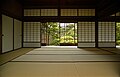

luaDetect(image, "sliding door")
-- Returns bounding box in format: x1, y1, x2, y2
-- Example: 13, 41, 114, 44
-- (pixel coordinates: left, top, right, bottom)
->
98, 22, 115, 47
2, 15, 13, 53
23, 22, 41, 47
14, 19, 22, 49
78, 22, 95, 47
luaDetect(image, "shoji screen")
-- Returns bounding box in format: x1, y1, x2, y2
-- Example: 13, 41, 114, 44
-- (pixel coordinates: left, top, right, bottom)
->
14, 19, 22, 49
78, 9, 95, 16
116, 12, 120, 16
61, 9, 77, 16
78, 22, 95, 47
24, 9, 40, 16
41, 9, 58, 16
23, 22, 41, 47
2, 15, 13, 53
98, 22, 115, 47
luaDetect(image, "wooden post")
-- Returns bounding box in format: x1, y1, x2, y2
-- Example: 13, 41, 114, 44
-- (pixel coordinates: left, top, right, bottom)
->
95, 9, 98, 48
0, 7, 2, 54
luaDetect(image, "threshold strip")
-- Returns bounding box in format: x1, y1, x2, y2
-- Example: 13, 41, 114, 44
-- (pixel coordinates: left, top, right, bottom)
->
25, 54, 114, 55
10, 61, 120, 63
99, 48, 118, 55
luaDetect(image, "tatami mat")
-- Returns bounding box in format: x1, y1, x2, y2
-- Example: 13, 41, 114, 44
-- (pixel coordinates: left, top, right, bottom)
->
0, 62, 120, 77
11, 47, 120, 62
0, 48, 34, 65
26, 50, 113, 55
100, 48, 120, 54
75, 62, 120, 77
28, 47, 113, 55
12, 55, 120, 62
1, 47, 120, 77
71, 55, 120, 61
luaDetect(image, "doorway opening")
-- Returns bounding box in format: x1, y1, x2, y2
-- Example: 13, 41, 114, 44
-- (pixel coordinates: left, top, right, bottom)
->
116, 22, 120, 47
41, 22, 77, 46
59, 23, 77, 46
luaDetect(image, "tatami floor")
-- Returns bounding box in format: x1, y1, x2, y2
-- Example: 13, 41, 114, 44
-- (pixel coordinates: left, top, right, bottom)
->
0, 46, 120, 77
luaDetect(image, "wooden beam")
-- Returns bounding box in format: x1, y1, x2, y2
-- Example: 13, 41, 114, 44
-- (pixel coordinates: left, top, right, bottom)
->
23, 5, 95, 9
97, 0, 120, 17
0, 6, 2, 54
23, 16, 96, 22
97, 16, 120, 22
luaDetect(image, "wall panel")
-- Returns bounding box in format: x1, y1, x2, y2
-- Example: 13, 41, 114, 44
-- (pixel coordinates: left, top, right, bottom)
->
78, 9, 95, 16
98, 22, 115, 47
78, 22, 95, 47
2, 15, 13, 53
41, 9, 58, 16
61, 9, 77, 16
23, 22, 41, 47
24, 9, 40, 16
14, 19, 22, 49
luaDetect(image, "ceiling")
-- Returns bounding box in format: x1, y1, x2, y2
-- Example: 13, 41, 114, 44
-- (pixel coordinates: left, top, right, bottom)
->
17, 0, 120, 16
18, 0, 97, 8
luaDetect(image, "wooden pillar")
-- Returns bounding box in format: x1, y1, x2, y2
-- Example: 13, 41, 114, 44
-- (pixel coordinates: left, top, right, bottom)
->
95, 9, 98, 48
0, 7, 2, 54
95, 20, 98, 47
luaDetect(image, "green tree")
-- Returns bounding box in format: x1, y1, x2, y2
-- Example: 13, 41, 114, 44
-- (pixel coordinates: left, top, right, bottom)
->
116, 23, 120, 45
47, 22, 60, 45
42, 22, 77, 45
59, 23, 77, 44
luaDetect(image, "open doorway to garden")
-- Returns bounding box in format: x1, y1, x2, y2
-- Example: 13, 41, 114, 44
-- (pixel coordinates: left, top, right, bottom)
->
59, 23, 77, 46
116, 22, 120, 46
41, 22, 77, 46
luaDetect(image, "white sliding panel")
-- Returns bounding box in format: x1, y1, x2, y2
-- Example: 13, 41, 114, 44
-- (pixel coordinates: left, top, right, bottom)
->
78, 9, 95, 16
78, 22, 95, 47
116, 12, 120, 16
61, 9, 77, 16
24, 9, 40, 16
2, 15, 13, 53
98, 22, 115, 47
14, 19, 22, 49
41, 9, 58, 16
23, 22, 41, 47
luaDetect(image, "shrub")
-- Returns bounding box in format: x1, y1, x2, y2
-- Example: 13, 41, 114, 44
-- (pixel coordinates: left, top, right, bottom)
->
116, 40, 120, 45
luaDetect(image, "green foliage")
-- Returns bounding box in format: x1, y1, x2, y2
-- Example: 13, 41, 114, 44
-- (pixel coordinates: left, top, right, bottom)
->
60, 36, 74, 43
50, 39, 60, 45
116, 40, 120, 45
60, 36, 74, 40
116, 23, 120, 45
44, 22, 77, 45
47, 22, 59, 45
59, 35, 77, 43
